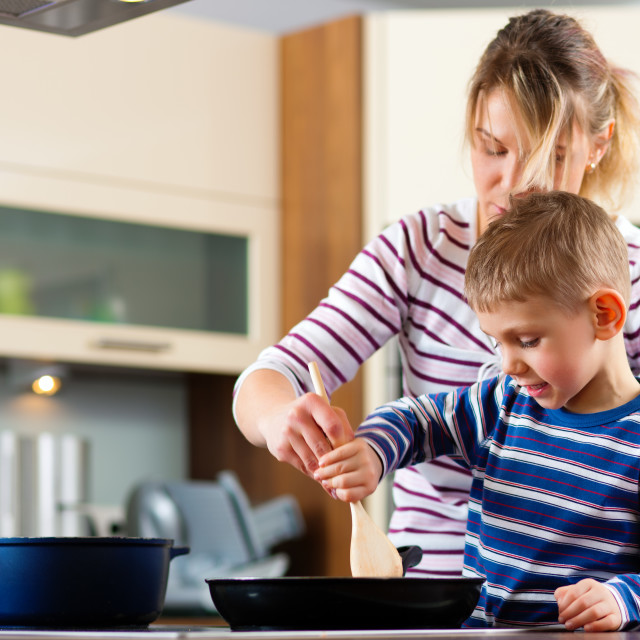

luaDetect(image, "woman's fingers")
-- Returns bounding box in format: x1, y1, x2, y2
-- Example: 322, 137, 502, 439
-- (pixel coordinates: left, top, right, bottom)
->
266, 392, 353, 477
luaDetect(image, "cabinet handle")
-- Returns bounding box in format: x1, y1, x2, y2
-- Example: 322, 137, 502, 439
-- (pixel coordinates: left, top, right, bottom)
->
92, 338, 171, 353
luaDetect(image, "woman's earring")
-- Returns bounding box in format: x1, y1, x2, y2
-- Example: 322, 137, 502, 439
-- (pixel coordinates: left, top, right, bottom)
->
586, 161, 597, 174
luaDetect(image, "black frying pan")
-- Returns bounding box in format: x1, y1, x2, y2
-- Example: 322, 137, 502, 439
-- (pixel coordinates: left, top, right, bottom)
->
206, 575, 484, 631
206, 545, 481, 631
0, 537, 189, 629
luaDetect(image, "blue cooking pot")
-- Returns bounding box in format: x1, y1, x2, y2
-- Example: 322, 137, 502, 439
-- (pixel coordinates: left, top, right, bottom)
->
0, 537, 189, 628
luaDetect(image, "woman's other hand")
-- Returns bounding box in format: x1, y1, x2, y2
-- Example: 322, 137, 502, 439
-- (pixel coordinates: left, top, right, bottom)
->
314, 439, 382, 502
555, 578, 622, 631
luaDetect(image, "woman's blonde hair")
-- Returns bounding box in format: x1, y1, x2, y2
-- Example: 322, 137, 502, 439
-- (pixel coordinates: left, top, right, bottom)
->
465, 9, 640, 211
465, 192, 631, 313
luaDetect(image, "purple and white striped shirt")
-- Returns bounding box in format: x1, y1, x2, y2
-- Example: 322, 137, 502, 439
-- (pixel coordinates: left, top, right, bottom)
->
234, 197, 640, 577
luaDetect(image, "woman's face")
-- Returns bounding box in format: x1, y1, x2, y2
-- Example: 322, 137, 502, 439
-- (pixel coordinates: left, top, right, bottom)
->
471, 89, 594, 235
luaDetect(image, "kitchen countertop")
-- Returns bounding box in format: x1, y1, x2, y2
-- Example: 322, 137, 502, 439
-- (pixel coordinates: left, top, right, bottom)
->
0, 627, 636, 640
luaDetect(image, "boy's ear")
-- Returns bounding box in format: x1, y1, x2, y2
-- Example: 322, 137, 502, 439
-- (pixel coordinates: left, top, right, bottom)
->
589, 288, 626, 340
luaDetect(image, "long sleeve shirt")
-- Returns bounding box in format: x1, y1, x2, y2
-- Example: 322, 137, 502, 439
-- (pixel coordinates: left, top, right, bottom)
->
233, 197, 640, 576
357, 375, 640, 628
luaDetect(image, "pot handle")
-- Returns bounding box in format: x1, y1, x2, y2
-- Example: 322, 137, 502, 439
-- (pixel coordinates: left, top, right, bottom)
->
170, 546, 190, 560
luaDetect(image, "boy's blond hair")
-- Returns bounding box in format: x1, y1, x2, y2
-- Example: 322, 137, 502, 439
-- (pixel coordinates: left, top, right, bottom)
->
465, 191, 630, 313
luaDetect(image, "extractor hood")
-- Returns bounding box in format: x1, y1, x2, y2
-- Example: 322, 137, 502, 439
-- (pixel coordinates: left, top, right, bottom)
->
0, 0, 192, 37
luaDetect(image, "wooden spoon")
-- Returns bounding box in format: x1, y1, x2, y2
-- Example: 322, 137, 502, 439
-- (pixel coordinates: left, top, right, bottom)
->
307, 361, 403, 578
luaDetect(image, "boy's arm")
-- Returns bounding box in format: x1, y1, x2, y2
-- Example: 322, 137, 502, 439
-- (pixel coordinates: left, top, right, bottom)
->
355, 386, 486, 477
315, 376, 505, 501
314, 393, 439, 501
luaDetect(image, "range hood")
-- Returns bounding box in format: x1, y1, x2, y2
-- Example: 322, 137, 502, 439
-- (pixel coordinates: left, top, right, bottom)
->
0, 0, 191, 37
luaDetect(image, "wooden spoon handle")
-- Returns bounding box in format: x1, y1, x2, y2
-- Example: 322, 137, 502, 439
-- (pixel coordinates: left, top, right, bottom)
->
307, 361, 403, 578
308, 361, 329, 403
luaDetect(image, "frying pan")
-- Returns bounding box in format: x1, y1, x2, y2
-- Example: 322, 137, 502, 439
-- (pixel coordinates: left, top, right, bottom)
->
206, 545, 482, 631
0, 537, 189, 629
206, 575, 484, 631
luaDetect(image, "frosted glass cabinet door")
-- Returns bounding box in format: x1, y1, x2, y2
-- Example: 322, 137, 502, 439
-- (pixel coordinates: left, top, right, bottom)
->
0, 204, 275, 374
0, 205, 247, 333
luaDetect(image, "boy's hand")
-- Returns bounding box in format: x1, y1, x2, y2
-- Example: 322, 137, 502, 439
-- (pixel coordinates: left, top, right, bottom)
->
313, 439, 382, 502
555, 578, 622, 631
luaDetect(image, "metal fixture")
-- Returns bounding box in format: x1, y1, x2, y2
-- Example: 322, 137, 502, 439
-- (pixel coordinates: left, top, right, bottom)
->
0, 0, 191, 37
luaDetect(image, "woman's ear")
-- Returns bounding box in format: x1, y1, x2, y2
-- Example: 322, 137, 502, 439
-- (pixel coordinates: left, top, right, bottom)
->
590, 288, 626, 340
591, 119, 615, 165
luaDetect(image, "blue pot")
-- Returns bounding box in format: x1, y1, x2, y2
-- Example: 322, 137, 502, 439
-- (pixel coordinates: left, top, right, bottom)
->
0, 537, 189, 629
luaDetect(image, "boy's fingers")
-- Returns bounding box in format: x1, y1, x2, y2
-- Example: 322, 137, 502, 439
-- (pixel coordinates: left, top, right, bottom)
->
317, 445, 350, 467
563, 606, 613, 631
583, 614, 619, 632
554, 585, 570, 603
556, 580, 620, 632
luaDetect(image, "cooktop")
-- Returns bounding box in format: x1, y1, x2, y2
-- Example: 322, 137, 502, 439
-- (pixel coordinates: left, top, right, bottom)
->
0, 627, 589, 640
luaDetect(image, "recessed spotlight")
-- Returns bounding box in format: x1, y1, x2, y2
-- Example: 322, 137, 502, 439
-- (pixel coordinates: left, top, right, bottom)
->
32, 374, 63, 396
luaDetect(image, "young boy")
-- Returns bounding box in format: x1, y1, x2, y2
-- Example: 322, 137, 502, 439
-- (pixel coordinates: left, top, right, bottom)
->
314, 191, 640, 631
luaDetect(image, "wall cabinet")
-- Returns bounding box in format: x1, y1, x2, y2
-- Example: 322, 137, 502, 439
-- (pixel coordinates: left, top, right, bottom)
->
0, 12, 279, 374
0, 169, 278, 374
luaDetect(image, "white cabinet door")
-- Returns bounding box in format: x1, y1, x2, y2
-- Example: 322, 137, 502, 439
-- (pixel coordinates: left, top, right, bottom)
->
0, 170, 279, 374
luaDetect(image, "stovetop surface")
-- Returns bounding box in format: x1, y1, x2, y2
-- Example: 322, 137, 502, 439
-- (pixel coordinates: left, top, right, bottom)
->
0, 626, 621, 640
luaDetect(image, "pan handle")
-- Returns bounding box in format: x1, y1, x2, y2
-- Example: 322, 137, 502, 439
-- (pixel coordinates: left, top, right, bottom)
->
170, 546, 190, 560
397, 545, 422, 575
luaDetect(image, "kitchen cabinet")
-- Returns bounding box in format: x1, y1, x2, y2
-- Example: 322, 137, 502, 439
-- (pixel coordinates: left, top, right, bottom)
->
0, 14, 278, 206
0, 172, 278, 374
0, 12, 279, 374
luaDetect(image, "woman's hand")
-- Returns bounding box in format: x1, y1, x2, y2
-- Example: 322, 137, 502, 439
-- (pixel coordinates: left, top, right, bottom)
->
555, 578, 622, 631
261, 392, 353, 477
234, 369, 354, 481
314, 438, 383, 502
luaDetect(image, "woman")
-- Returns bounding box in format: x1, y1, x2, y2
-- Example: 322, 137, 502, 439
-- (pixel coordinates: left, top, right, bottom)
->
233, 8, 640, 576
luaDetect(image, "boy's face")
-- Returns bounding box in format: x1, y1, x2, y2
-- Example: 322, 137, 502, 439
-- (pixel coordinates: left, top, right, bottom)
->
477, 296, 601, 412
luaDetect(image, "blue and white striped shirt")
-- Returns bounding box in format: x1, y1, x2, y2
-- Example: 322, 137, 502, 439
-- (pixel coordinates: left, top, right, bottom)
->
358, 375, 640, 628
